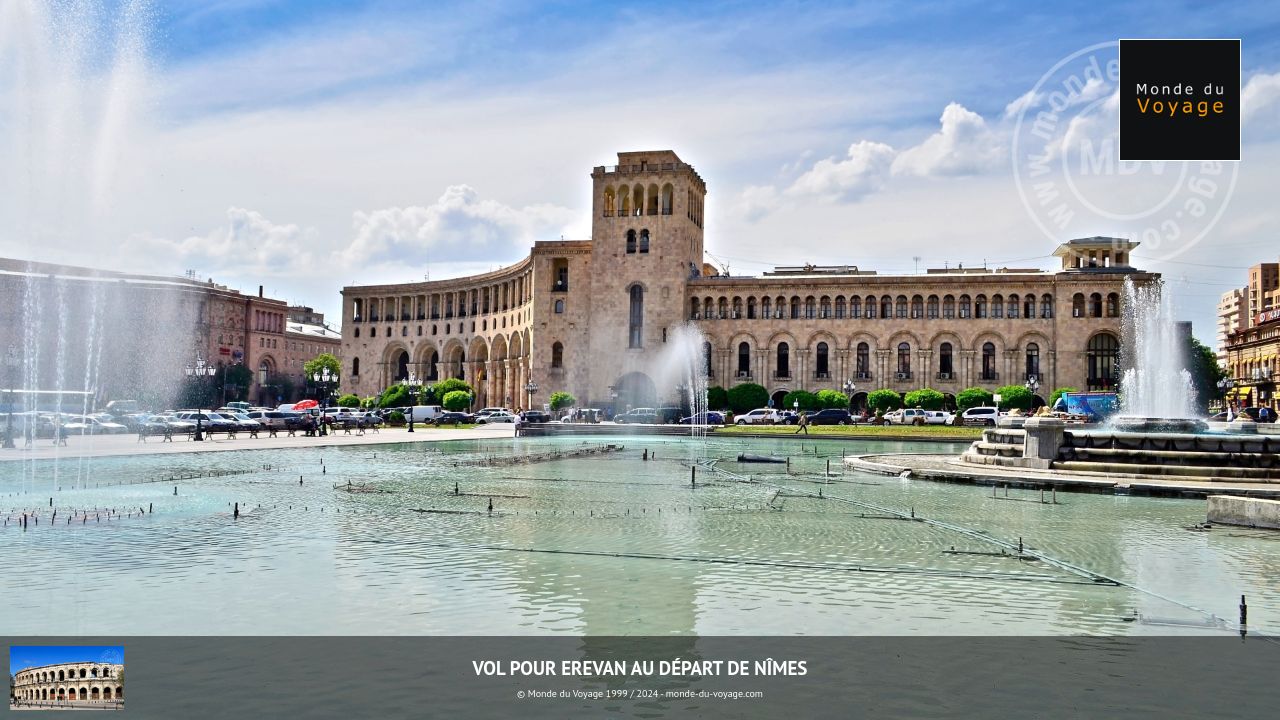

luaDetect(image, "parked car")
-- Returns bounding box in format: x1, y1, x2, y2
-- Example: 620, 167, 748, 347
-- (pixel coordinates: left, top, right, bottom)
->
961, 406, 1002, 426
225, 412, 262, 431
679, 411, 726, 425
247, 410, 295, 429
406, 405, 445, 423
476, 407, 511, 418
1240, 406, 1277, 423
655, 407, 684, 424
477, 412, 516, 424
520, 410, 552, 423
805, 409, 853, 425
136, 415, 172, 435
886, 408, 930, 425
614, 407, 658, 424
735, 408, 780, 425
924, 410, 955, 425
61, 415, 128, 434
434, 411, 474, 425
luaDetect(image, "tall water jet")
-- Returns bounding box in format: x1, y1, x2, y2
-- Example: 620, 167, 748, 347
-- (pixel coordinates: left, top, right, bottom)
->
649, 324, 711, 442
1117, 277, 1197, 421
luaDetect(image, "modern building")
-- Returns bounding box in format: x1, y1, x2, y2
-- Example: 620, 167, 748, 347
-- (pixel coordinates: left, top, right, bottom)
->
12, 662, 123, 705
281, 306, 343, 397
339, 150, 1156, 412
0, 258, 300, 408
1219, 258, 1280, 411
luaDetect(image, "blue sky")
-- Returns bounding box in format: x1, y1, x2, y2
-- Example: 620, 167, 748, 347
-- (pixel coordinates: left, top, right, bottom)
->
9, 646, 124, 675
3, 0, 1280, 345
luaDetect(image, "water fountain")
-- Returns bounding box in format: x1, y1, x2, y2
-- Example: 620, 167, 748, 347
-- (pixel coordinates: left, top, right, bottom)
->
649, 323, 711, 441
1110, 278, 1206, 434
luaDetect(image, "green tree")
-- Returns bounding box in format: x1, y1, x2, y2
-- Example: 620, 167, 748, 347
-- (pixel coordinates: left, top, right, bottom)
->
956, 386, 994, 411
726, 383, 768, 414
336, 394, 361, 408
1048, 387, 1078, 408
379, 383, 411, 408
903, 387, 945, 410
814, 389, 849, 409
361, 396, 378, 409
431, 378, 472, 402
994, 384, 1034, 410
442, 390, 472, 412
781, 390, 819, 411
219, 364, 254, 403
549, 391, 576, 411
867, 389, 903, 413
707, 386, 729, 410
1186, 335, 1227, 410
302, 353, 342, 387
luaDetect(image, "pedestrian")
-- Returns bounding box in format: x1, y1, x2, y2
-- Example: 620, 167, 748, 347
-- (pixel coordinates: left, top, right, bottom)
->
794, 410, 809, 435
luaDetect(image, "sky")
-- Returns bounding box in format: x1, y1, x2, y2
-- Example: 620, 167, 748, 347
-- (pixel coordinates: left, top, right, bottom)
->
9, 645, 124, 674
2, 0, 1280, 348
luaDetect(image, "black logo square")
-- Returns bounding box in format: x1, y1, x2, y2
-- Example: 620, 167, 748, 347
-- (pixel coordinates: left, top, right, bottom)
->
1120, 39, 1240, 161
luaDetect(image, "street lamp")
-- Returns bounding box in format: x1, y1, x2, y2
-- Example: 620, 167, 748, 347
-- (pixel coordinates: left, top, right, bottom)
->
313, 366, 338, 436
184, 355, 217, 441
400, 371, 419, 433
1025, 374, 1040, 411
1218, 377, 1235, 420
525, 380, 538, 413
3, 344, 17, 449
842, 378, 856, 413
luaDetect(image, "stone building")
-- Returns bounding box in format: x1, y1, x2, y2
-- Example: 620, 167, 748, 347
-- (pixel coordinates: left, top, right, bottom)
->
280, 306, 342, 398
1219, 258, 1280, 411
339, 150, 1155, 412
12, 662, 123, 705
0, 257, 295, 408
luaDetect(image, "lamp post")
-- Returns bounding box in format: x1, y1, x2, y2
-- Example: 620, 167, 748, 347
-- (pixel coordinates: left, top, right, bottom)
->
843, 378, 856, 413
525, 381, 538, 414
3, 344, 17, 449
1218, 377, 1235, 420
1025, 374, 1040, 411
184, 355, 217, 441
400, 371, 419, 433
313, 366, 337, 436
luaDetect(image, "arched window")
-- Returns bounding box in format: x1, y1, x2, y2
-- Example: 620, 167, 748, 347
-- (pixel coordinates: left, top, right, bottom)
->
1007, 294, 1020, 318
816, 342, 830, 378
1087, 333, 1120, 390
1089, 292, 1103, 318
1025, 342, 1040, 380
718, 297, 728, 319
639, 229, 650, 253
554, 299, 564, 314
1025, 295, 1036, 319
835, 296, 846, 318
647, 184, 659, 215
991, 294, 1004, 318
819, 296, 830, 318
620, 185, 632, 216
738, 342, 751, 377
776, 342, 790, 378
790, 296, 801, 319
881, 296, 892, 318
1041, 293, 1054, 318
939, 342, 954, 376
865, 295, 877, 318
981, 342, 997, 380
805, 296, 816, 319
762, 297, 772, 318
856, 342, 870, 377
551, 342, 564, 368
732, 297, 743, 318
354, 327, 360, 338
661, 183, 674, 215
776, 296, 787, 318
370, 326, 377, 337
975, 294, 988, 318
911, 295, 923, 319
628, 285, 644, 348
943, 295, 955, 319
704, 297, 713, 318
1106, 292, 1119, 317
603, 186, 616, 216
927, 295, 939, 319
626, 229, 637, 254
897, 342, 912, 376
427, 351, 439, 381
850, 296, 862, 317
958, 294, 972, 318
747, 297, 758, 319
1073, 293, 1085, 317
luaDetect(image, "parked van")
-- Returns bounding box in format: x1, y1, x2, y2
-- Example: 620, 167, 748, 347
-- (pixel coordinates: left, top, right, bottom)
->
407, 405, 444, 423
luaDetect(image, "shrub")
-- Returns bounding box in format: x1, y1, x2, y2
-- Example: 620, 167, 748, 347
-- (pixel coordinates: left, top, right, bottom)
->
956, 387, 993, 411
994, 384, 1034, 411
814, 389, 849, 409
336, 394, 360, 408
387, 410, 405, 425
726, 383, 768, 414
379, 383, 411, 409
707, 386, 729, 410
549, 391, 576, 411
432, 378, 472, 398
781, 390, 819, 411
441, 390, 472, 412
1049, 386, 1078, 408
903, 388, 945, 410
867, 389, 903, 413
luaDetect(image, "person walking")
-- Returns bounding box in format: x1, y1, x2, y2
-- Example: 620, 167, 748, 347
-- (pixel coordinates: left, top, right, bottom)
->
794, 410, 809, 435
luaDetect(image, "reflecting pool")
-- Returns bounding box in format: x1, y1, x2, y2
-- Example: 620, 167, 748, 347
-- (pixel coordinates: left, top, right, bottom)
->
2, 436, 1275, 635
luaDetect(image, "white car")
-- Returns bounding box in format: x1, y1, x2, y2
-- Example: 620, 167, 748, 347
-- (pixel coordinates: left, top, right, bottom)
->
883, 409, 904, 424
735, 408, 781, 425
961, 406, 1002, 426
925, 410, 955, 425
476, 412, 516, 424
889, 409, 931, 425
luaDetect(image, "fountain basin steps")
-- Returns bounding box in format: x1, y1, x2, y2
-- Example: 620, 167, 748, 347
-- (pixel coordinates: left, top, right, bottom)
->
1207, 495, 1280, 530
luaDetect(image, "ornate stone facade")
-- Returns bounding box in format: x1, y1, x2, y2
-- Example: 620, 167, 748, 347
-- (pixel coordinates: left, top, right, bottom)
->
340, 150, 1155, 411
12, 662, 123, 705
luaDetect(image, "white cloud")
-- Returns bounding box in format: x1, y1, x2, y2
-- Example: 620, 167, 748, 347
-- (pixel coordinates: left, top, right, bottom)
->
734, 184, 782, 222
891, 102, 1004, 177
342, 185, 579, 268
785, 140, 896, 201
122, 207, 318, 277
1003, 89, 1042, 118
1243, 70, 1280, 129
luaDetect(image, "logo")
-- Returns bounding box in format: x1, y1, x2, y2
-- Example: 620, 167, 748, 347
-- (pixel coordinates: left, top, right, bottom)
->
1012, 41, 1238, 261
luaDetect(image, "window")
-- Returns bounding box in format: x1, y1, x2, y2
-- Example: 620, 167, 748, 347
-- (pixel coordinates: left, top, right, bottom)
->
975, 294, 988, 318
992, 294, 1004, 318
939, 342, 953, 375
1073, 293, 1085, 317
835, 296, 846, 319
851, 296, 862, 317
1087, 333, 1119, 389
1025, 342, 1040, 379
1041, 294, 1054, 318
943, 295, 955, 319
628, 285, 644, 348
1106, 292, 1119, 317
552, 342, 564, 368
762, 297, 772, 318
981, 342, 997, 380
370, 327, 377, 337
857, 342, 870, 376
554, 299, 564, 314
911, 295, 923, 319
816, 342, 829, 377
897, 342, 911, 375
927, 295, 939, 319
776, 342, 790, 378
738, 342, 751, 377
1025, 295, 1035, 319
639, 229, 650, 253
790, 296, 801, 319
1007, 294, 1020, 319
354, 327, 359, 338
626, 229, 637, 254
959, 295, 972, 318
881, 296, 892, 318
1089, 292, 1103, 318
747, 297, 757, 319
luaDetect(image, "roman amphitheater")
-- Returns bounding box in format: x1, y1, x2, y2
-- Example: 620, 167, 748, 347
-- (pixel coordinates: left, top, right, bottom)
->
12, 662, 123, 705
341, 149, 1154, 412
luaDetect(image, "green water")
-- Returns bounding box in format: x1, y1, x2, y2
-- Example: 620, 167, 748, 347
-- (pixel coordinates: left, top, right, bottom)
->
2, 436, 1274, 635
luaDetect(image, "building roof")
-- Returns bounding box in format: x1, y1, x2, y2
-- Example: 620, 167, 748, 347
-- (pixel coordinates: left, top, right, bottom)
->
286, 321, 341, 340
